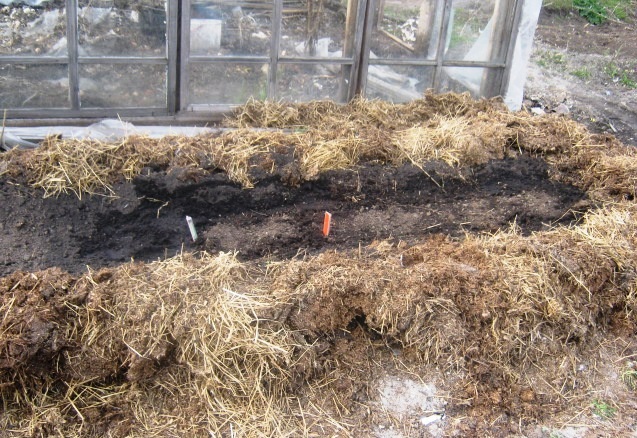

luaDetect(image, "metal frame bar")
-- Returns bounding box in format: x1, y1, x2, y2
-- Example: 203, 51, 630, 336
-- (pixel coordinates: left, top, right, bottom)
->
368, 59, 507, 68
6, 107, 171, 118
0, 57, 67, 64
167, 0, 179, 113
67, 0, 80, 110
267, 0, 282, 99
179, 0, 192, 111
77, 57, 168, 64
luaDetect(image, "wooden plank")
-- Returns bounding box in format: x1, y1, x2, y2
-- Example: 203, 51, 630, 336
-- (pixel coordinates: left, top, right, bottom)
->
340, 0, 358, 101
378, 28, 414, 52
480, 0, 516, 97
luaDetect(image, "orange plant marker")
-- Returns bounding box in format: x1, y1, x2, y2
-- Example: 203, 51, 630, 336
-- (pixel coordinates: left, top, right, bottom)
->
323, 211, 332, 237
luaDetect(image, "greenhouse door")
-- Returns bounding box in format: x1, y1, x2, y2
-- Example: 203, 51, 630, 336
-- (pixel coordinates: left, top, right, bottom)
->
359, 0, 523, 103
179, 0, 368, 111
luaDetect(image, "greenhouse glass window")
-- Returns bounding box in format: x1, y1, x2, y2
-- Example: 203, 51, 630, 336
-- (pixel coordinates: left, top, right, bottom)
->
0, 0, 534, 120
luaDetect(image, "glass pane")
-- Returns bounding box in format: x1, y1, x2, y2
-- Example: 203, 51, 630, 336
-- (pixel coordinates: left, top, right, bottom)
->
189, 63, 268, 105
79, 64, 166, 108
78, 0, 167, 57
276, 63, 346, 102
279, 0, 351, 59
190, 1, 272, 57
440, 66, 488, 97
0, 64, 69, 108
0, 5, 67, 55
365, 64, 433, 103
371, 0, 442, 60
444, 0, 496, 61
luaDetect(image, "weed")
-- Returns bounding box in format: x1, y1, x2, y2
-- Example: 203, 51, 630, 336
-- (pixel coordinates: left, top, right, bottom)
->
619, 70, 637, 88
571, 67, 592, 80
537, 50, 566, 68
621, 368, 637, 390
591, 399, 617, 419
604, 62, 637, 88
604, 61, 621, 78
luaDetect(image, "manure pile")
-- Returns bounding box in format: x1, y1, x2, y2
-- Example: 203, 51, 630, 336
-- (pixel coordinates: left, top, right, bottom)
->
1, 93, 637, 436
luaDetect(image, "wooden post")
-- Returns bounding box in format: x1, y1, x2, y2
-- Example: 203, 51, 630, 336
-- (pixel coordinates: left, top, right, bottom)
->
480, 0, 516, 97
414, 0, 435, 57
340, 0, 359, 101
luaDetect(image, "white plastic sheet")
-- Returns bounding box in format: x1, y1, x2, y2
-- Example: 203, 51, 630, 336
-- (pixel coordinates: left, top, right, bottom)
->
0, 0, 50, 6
504, 0, 542, 110
5, 119, 217, 144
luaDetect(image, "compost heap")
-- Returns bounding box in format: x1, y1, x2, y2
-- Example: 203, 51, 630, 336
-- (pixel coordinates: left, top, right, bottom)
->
1, 93, 636, 437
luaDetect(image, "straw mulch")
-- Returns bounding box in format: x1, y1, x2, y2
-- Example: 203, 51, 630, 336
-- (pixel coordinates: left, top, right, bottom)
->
3, 92, 634, 202
0, 94, 637, 200
2, 93, 637, 435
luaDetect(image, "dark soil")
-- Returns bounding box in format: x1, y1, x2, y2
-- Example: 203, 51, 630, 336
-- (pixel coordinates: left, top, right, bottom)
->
0, 156, 587, 277
536, 7, 637, 60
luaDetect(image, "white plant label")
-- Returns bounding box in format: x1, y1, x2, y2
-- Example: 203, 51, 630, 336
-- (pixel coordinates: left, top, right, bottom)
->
186, 216, 198, 242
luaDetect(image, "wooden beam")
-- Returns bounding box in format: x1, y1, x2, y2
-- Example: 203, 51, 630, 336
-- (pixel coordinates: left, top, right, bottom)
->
480, 0, 516, 97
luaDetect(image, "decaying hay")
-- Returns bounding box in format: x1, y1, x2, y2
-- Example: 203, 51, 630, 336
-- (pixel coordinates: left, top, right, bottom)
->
2, 93, 637, 435
2, 92, 635, 202
1, 252, 313, 436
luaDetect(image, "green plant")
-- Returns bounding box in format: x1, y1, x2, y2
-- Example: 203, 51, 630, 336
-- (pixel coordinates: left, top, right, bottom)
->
621, 369, 637, 390
572, 0, 634, 23
619, 70, 637, 88
574, 0, 608, 24
591, 399, 617, 419
571, 67, 592, 80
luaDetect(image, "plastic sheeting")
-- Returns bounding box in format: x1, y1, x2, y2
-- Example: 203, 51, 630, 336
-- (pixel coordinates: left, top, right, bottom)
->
4, 119, 217, 146
0, 0, 50, 6
503, 0, 542, 111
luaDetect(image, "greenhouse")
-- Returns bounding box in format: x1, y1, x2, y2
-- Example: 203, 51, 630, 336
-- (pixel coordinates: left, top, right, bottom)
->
1, 0, 540, 121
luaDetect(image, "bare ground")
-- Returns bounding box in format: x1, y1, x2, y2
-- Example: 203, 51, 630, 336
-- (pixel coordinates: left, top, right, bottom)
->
528, 7, 637, 147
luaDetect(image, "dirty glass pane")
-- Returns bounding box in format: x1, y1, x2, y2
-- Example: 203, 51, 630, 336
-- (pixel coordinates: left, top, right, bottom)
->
79, 64, 166, 108
278, 1, 350, 59
439, 66, 488, 97
0, 63, 69, 108
444, 0, 496, 61
0, 4, 67, 56
78, 0, 167, 57
189, 63, 268, 105
371, 0, 442, 60
276, 63, 345, 102
190, 1, 272, 57
365, 64, 433, 103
